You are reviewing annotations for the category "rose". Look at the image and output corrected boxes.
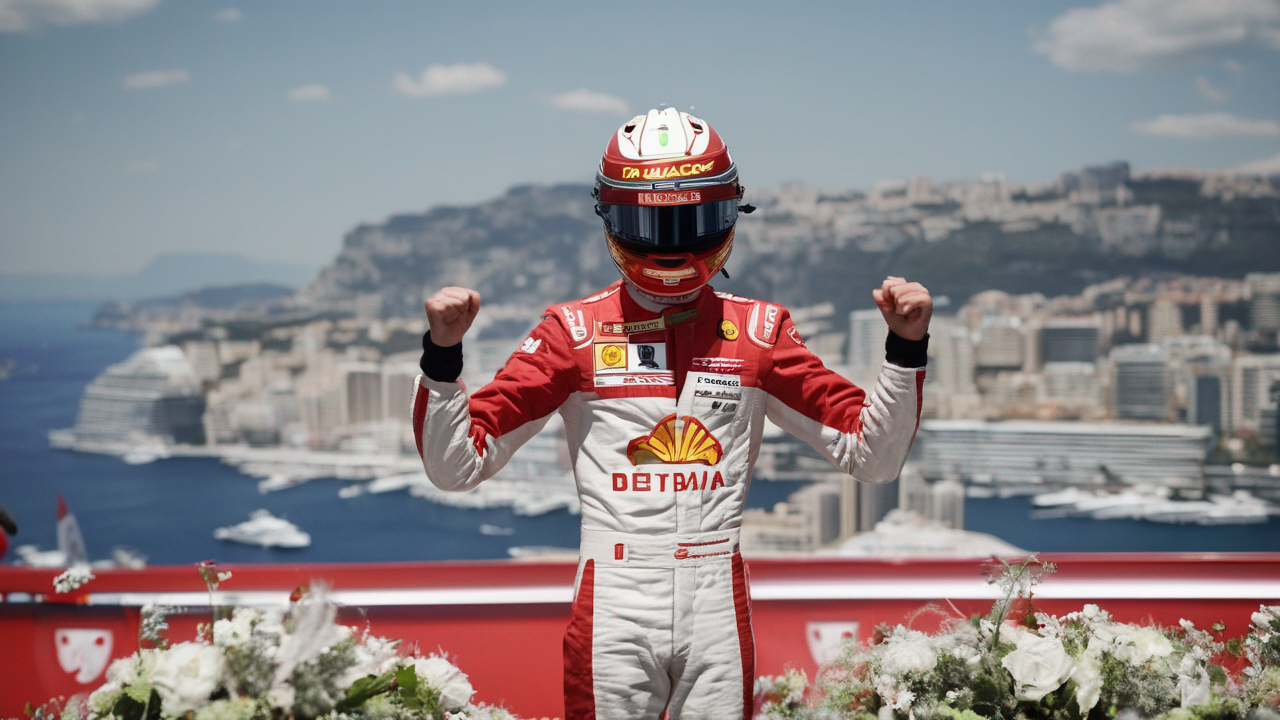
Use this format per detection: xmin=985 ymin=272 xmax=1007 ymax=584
xmin=1070 ymin=656 xmax=1103 ymax=713
xmin=1001 ymin=632 xmax=1075 ymax=701
xmin=412 ymin=656 xmax=475 ymax=711
xmin=151 ymin=642 xmax=222 ymax=718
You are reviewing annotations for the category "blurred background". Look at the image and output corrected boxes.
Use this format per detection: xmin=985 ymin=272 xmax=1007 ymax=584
xmin=2 ymin=0 xmax=1279 ymax=568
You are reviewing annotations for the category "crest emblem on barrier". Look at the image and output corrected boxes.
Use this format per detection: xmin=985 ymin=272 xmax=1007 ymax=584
xmin=55 ymin=628 xmax=114 ymax=683
xmin=627 ymin=413 xmax=723 ymax=466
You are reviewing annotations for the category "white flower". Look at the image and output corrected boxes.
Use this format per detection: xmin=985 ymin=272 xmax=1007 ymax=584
xmin=879 ymin=628 xmax=938 ymax=677
xmin=411 ymin=655 xmax=474 ymax=711
xmin=1070 ymin=656 xmax=1103 ymax=713
xmin=214 ymin=608 xmax=267 ymax=650
xmin=151 ymin=642 xmax=222 ymax=718
xmin=1035 ymin=613 xmax=1065 ymax=639
xmin=1177 ymin=653 xmax=1211 ymax=708
xmin=53 ymin=565 xmax=95 ymax=593
xmin=891 ymin=687 xmax=916 ymax=711
xmin=87 ymin=680 xmax=123 ymax=713
xmin=1252 ymin=606 xmax=1279 ymax=628
xmin=266 ymin=684 xmax=295 ymax=710
xmin=1112 ymin=627 xmax=1174 ymax=669
xmin=337 ymin=634 xmax=401 ymax=689
xmin=1001 ymin=631 xmax=1075 ymax=701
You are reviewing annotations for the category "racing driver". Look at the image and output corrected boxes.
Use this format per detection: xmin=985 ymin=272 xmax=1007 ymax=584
xmin=413 ymin=108 xmax=933 ymax=719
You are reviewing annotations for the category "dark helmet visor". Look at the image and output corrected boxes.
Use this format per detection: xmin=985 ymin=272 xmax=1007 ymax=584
xmin=597 ymin=199 xmax=739 ymax=251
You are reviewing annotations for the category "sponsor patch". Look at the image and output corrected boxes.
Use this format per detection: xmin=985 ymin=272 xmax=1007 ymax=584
xmin=519 ymin=337 xmax=542 ymax=354
xmin=561 ymin=306 xmax=589 ymax=343
xmin=594 ymin=343 xmax=626 ymax=370
xmin=626 ymin=413 xmax=723 ymax=466
xmin=691 ymin=357 xmax=745 ymax=373
xmin=639 ymin=191 xmax=702 ymax=206
xmin=747 ymin=302 xmax=784 ymax=346
xmin=594 ymin=341 xmax=671 ymax=387
xmin=718 ymin=319 xmax=739 ymax=341
xmin=595 ymin=372 xmax=674 ymax=387
xmin=787 ymin=325 xmax=805 ymax=346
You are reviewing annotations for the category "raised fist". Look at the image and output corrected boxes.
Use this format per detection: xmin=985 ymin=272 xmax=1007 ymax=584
xmin=425 ymin=287 xmax=481 ymax=347
xmin=872 ymin=277 xmax=933 ymax=342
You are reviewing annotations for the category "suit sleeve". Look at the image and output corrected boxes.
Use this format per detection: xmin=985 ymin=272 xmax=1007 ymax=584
xmin=761 ymin=311 xmax=925 ymax=485
xmin=412 ymin=314 xmax=577 ymax=491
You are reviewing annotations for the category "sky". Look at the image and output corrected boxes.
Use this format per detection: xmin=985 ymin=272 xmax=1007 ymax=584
xmin=1 ymin=0 xmax=1278 ymax=277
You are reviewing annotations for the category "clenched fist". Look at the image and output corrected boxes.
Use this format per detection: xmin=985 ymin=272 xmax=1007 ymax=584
xmin=873 ymin=277 xmax=933 ymax=342
xmin=425 ymin=287 xmax=481 ymax=347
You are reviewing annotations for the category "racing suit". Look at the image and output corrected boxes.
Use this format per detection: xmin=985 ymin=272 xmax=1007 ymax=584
xmin=413 ymin=280 xmax=927 ymax=719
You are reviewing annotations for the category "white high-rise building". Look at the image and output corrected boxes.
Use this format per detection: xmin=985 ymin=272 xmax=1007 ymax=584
xmin=1111 ymin=344 xmax=1172 ymax=421
xmin=1231 ymin=354 xmax=1280 ymax=434
xmin=847 ymin=309 xmax=888 ymax=370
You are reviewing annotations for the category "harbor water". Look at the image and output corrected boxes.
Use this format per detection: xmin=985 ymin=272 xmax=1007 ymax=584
xmin=0 ymin=300 xmax=1276 ymax=566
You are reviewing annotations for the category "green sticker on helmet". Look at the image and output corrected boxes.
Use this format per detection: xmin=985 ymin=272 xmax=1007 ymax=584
xmin=659 ymin=131 xmax=669 ymax=147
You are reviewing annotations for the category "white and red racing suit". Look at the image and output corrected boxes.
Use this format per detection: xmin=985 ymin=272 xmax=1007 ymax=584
xmin=412 ymin=281 xmax=926 ymax=720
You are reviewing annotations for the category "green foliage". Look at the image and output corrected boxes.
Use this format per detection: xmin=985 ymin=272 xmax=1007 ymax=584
xmin=390 ymin=664 xmax=444 ymax=719
xmin=334 ymin=671 xmax=395 ymax=712
xmin=109 ymin=689 xmax=162 ymax=720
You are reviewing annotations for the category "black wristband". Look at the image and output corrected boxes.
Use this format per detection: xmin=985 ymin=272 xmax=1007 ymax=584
xmin=885 ymin=331 xmax=929 ymax=368
xmin=420 ymin=331 xmax=463 ymax=382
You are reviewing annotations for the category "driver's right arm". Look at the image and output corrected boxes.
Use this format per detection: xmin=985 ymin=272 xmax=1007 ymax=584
xmin=412 ymin=311 xmax=577 ymax=492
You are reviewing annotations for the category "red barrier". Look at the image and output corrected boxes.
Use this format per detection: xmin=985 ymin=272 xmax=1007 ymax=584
xmin=3 ymin=553 xmax=1278 ymax=718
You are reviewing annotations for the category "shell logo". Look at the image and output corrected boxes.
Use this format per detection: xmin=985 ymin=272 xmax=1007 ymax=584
xmin=626 ymin=413 xmax=723 ymax=466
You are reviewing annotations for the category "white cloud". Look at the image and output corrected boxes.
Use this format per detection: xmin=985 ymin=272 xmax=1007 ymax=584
xmin=1223 ymin=58 xmax=1246 ymax=73
xmin=122 ymin=68 xmax=190 ymax=90
xmin=287 ymin=84 xmax=331 ymax=103
xmin=1034 ymin=0 xmax=1280 ymax=72
xmin=0 ymin=0 xmax=162 ymax=32
xmin=392 ymin=62 xmax=506 ymax=98
xmin=545 ymin=88 xmax=629 ymax=116
xmin=126 ymin=159 xmax=160 ymax=174
xmin=1234 ymin=151 xmax=1280 ymax=175
xmin=1130 ymin=112 xmax=1280 ymax=138
xmin=213 ymin=7 xmax=240 ymax=23
xmin=1194 ymin=75 xmax=1228 ymax=102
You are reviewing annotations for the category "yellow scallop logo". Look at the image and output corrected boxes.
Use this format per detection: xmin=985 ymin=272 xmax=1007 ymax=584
xmin=718 ymin=320 xmax=739 ymax=341
xmin=602 ymin=345 xmax=624 ymax=366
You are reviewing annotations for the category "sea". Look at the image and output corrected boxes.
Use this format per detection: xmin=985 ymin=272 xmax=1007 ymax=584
xmin=0 ymin=300 xmax=1276 ymax=567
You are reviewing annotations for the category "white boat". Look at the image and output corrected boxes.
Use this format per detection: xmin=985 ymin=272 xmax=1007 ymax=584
xmin=1194 ymin=491 xmax=1273 ymax=525
xmin=258 ymin=474 xmax=310 ymax=494
xmin=1032 ymin=487 xmax=1101 ymax=508
xmin=213 ymin=510 xmax=310 ymax=548
xmin=479 ymin=524 xmax=514 ymax=536
xmin=339 ymin=474 xmax=419 ymax=499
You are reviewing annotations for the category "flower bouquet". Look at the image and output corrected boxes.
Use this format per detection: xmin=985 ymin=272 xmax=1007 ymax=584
xmin=33 ymin=563 xmax=518 ymax=720
xmin=755 ymin=557 xmax=1280 ymax=720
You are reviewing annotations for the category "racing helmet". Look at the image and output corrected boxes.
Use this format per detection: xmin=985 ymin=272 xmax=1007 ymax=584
xmin=594 ymin=108 xmax=744 ymax=301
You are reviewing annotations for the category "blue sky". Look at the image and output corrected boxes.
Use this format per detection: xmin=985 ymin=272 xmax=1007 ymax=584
xmin=2 ymin=0 xmax=1278 ymax=277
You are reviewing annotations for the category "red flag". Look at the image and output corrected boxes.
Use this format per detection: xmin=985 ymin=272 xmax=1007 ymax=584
xmin=56 ymin=494 xmax=89 ymax=566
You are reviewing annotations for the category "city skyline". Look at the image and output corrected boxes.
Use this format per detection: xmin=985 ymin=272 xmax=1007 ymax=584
xmin=2 ymin=0 xmax=1279 ymax=277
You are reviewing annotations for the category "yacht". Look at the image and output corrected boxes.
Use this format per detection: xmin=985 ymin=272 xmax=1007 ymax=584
xmin=53 ymin=345 xmax=205 ymax=455
xmin=213 ymin=510 xmax=310 ymax=548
